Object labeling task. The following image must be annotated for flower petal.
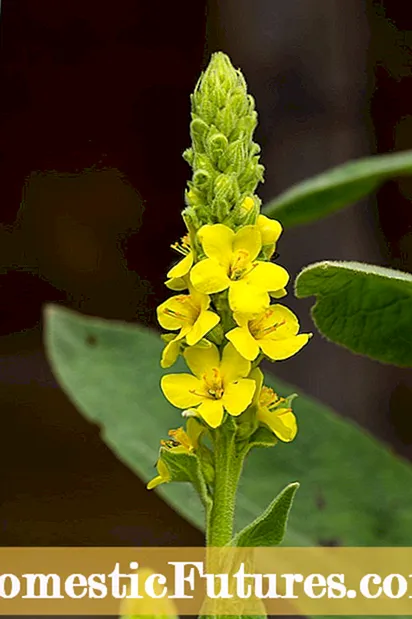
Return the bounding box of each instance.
[226,326,260,361]
[233,225,261,262]
[223,378,256,416]
[259,334,310,360]
[257,215,282,245]
[190,258,230,294]
[167,252,193,279]
[186,417,204,448]
[161,374,204,408]
[160,338,182,368]
[229,280,270,313]
[220,342,251,382]
[165,276,188,291]
[198,224,235,268]
[197,399,225,428]
[184,343,220,378]
[186,310,220,346]
[188,287,210,311]
[246,261,289,292]
[258,407,297,442]
[146,474,164,490]
[270,287,287,299]
[249,367,264,407]
[147,458,171,489]
[232,312,250,328]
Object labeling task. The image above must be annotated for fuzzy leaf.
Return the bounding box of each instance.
[233,482,299,547]
[296,260,412,366]
[263,150,412,227]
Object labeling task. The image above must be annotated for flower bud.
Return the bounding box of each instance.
[193,169,211,189]
[206,132,229,164]
[257,214,282,245]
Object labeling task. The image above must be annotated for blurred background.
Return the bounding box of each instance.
[0,0,412,546]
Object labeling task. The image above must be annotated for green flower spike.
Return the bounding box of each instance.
[183,52,264,231]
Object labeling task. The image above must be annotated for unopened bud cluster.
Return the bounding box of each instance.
[183,52,264,230]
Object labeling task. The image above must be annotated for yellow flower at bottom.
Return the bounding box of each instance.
[257,385,297,442]
[226,304,311,361]
[161,343,256,428]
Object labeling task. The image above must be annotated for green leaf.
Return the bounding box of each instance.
[263,150,412,227]
[233,482,299,547]
[44,305,412,548]
[295,260,412,367]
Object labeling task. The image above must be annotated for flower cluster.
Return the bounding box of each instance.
[148,52,310,491]
[159,219,310,430]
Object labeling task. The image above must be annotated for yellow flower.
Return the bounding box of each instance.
[161,342,256,428]
[257,384,297,442]
[157,288,220,354]
[226,304,311,361]
[166,234,194,290]
[190,224,289,313]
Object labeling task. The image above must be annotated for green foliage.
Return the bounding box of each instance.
[44,305,412,546]
[296,260,412,366]
[263,150,412,228]
[233,483,299,547]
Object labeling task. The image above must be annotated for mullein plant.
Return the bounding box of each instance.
[148,53,311,549]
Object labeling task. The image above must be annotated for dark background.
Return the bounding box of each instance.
[0,0,412,546]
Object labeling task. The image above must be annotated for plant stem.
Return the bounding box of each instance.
[206,421,245,547]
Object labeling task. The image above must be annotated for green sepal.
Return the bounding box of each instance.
[247,426,278,449]
[158,446,211,508]
[233,482,299,547]
[159,447,198,483]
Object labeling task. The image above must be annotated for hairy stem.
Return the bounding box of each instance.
[206,422,245,547]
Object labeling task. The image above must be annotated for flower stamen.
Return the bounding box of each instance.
[259,386,285,410]
[171,235,191,256]
[230,249,250,281]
